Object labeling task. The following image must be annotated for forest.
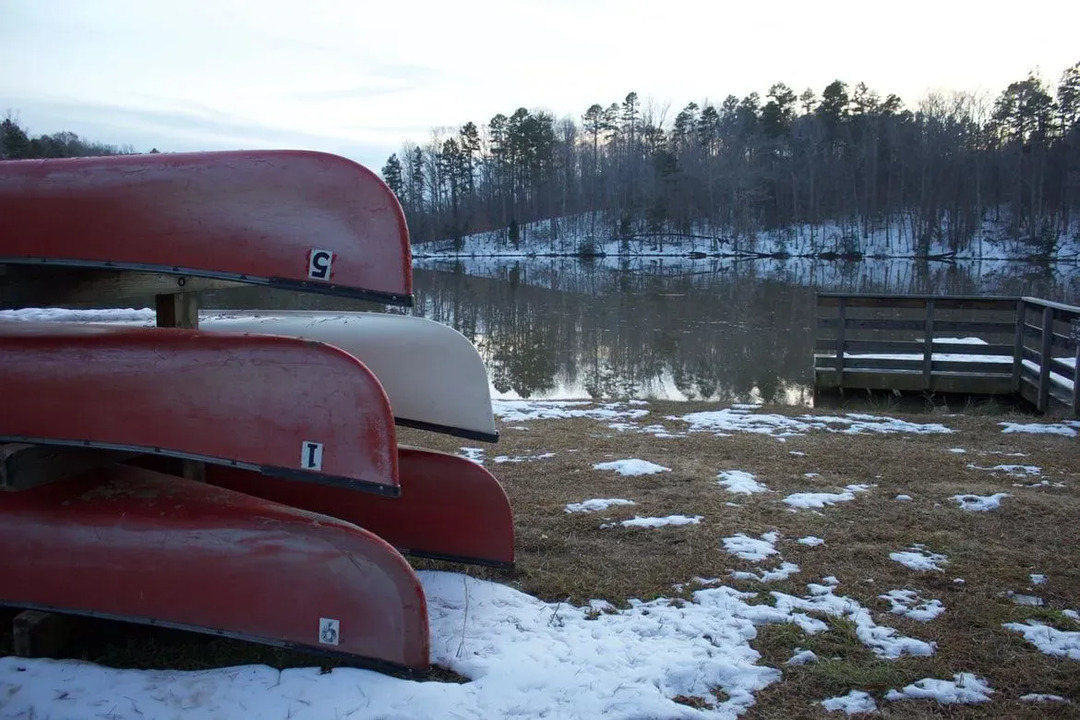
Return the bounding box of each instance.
[383,62,1080,257]
[0,116,134,160]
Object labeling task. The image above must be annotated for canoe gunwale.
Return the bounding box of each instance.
[0,435,402,498]
[0,257,415,307]
[0,599,428,678]
[395,417,499,444]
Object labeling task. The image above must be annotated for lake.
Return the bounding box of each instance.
[204,256,1079,406]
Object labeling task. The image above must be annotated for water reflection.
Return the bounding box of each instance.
[202,258,1078,406]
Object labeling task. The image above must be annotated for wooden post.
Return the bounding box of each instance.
[13,610,72,658]
[922,298,935,389]
[155,291,200,330]
[1071,320,1080,418]
[835,297,846,386]
[156,290,204,482]
[1037,306,1054,412]
[1012,299,1026,392]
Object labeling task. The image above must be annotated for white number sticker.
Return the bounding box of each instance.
[319,617,340,646]
[301,441,324,471]
[308,248,334,280]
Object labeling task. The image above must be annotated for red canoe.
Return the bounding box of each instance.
[0,150,412,305]
[0,323,399,496]
[0,463,429,672]
[202,446,515,567]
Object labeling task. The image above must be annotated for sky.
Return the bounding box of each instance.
[2,0,1079,170]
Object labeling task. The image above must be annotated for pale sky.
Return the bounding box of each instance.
[3,0,1078,170]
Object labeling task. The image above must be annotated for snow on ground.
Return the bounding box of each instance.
[615,515,702,529]
[783,484,872,509]
[492,399,649,424]
[820,690,877,715]
[1006,591,1045,606]
[0,571,954,720]
[1030,573,1047,585]
[1003,621,1080,660]
[459,447,486,463]
[1000,420,1080,437]
[879,590,946,622]
[769,584,936,658]
[787,649,818,665]
[0,307,155,324]
[895,494,913,501]
[716,470,770,494]
[1021,693,1070,703]
[885,673,994,704]
[890,545,948,571]
[951,493,1011,511]
[798,536,825,546]
[492,452,556,463]
[731,562,800,583]
[564,498,635,514]
[593,459,671,476]
[675,407,951,439]
[967,463,1041,477]
[722,532,780,561]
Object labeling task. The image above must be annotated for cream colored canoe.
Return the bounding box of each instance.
[202,311,498,442]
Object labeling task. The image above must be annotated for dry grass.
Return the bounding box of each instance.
[4,401,1079,717]
[402,402,1080,717]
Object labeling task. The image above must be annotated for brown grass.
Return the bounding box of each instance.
[403,402,1080,717]
[5,401,1079,717]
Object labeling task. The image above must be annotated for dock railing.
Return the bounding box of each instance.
[815,293,1079,416]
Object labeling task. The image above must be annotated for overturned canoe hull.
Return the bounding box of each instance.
[0,323,399,495]
[202,311,498,442]
[0,464,429,672]
[201,446,514,567]
[0,150,412,305]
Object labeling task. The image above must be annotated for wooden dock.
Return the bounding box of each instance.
[814,293,1079,416]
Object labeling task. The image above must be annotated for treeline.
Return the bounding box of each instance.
[384,62,1080,257]
[0,116,135,159]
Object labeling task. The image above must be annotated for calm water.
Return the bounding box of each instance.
[203,257,1080,406]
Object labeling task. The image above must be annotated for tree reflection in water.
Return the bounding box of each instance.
[200,257,1077,406]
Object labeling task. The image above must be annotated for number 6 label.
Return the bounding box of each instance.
[308,248,335,280]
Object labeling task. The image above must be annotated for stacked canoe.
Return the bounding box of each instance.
[0,150,511,674]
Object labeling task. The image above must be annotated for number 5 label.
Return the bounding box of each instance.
[308,248,335,280]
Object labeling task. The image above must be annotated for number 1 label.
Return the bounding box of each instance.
[301,441,324,471]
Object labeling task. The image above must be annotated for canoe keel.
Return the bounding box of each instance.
[0,464,430,673]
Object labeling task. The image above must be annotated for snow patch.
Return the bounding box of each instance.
[675,408,952,439]
[821,690,878,715]
[890,546,948,572]
[879,590,945,622]
[716,470,770,494]
[1000,421,1079,437]
[617,515,702,529]
[784,484,872,509]
[564,498,635,514]
[885,673,993,704]
[723,532,780,562]
[593,459,671,476]
[951,493,1010,511]
[730,562,800,583]
[493,399,649,423]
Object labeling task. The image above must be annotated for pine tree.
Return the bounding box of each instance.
[381,153,404,199]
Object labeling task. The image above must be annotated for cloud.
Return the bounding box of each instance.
[5,96,401,170]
